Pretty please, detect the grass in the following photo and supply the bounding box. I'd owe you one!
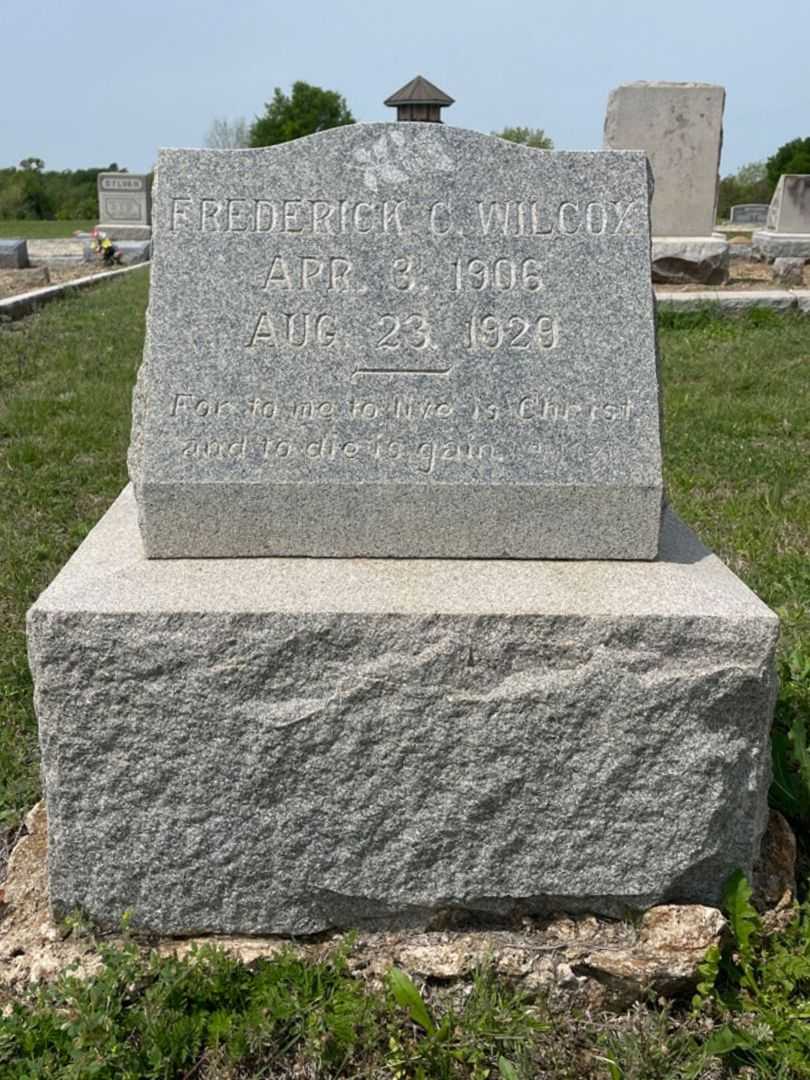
[0,220,95,239]
[0,270,147,824]
[0,288,809,1076]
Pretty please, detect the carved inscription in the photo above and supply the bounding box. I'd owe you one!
[161,169,649,483]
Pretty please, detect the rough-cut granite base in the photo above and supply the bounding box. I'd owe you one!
[753,231,810,261]
[27,486,778,936]
[651,237,729,285]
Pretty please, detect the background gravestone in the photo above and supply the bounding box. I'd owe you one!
[729,204,769,226]
[604,82,729,284]
[97,172,152,241]
[130,125,663,560]
[753,175,810,260]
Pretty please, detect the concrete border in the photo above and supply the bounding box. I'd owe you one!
[656,289,810,314]
[0,262,148,322]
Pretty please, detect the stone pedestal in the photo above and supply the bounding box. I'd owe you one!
[651,237,729,285]
[753,231,810,261]
[27,486,778,936]
[95,225,152,242]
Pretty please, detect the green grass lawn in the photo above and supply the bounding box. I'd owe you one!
[0,220,96,239]
[1,285,809,1077]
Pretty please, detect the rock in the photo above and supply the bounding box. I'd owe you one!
[772,258,806,286]
[651,237,730,285]
[753,809,797,911]
[577,904,727,1006]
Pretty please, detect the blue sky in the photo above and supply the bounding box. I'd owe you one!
[3,0,807,176]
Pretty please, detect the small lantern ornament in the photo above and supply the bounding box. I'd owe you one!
[384,76,454,123]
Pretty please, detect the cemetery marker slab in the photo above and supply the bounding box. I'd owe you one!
[130,124,662,559]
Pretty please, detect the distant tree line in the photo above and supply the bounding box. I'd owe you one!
[717,137,810,219]
[0,160,131,221]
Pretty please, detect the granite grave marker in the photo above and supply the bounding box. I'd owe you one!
[97,172,152,241]
[753,175,810,259]
[130,124,663,559]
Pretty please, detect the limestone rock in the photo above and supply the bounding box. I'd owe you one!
[772,258,806,286]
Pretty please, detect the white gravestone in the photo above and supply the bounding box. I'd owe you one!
[97,172,152,241]
[604,82,729,284]
[754,175,810,260]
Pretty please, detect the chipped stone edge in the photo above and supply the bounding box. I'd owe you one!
[0,262,149,323]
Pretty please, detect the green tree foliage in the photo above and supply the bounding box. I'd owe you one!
[717,159,773,219]
[0,162,132,221]
[250,81,354,148]
[767,136,810,186]
[494,126,554,150]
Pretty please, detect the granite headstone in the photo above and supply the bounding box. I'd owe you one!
[97,172,152,241]
[729,204,769,226]
[130,124,663,560]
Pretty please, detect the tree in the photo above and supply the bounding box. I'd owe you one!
[717,160,773,219]
[766,137,810,186]
[250,81,354,147]
[205,116,250,149]
[494,126,554,150]
[19,157,45,172]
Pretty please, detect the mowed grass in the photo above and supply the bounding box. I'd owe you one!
[0,220,95,239]
[0,270,147,824]
[660,308,810,654]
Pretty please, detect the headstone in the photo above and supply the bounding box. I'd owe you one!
[729,204,769,226]
[27,123,779,938]
[767,175,810,233]
[753,175,810,260]
[130,125,663,560]
[604,82,729,284]
[97,172,152,241]
[0,238,29,269]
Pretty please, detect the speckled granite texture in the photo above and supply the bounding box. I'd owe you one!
[129,124,662,559]
[27,487,778,935]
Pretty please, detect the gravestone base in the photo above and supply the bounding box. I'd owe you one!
[96,224,152,242]
[651,237,729,285]
[753,231,810,261]
[27,486,778,936]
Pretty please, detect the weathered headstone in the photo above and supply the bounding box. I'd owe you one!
[27,123,779,937]
[753,175,810,259]
[130,125,663,560]
[97,172,152,241]
[729,204,769,226]
[0,238,29,269]
[604,82,729,283]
